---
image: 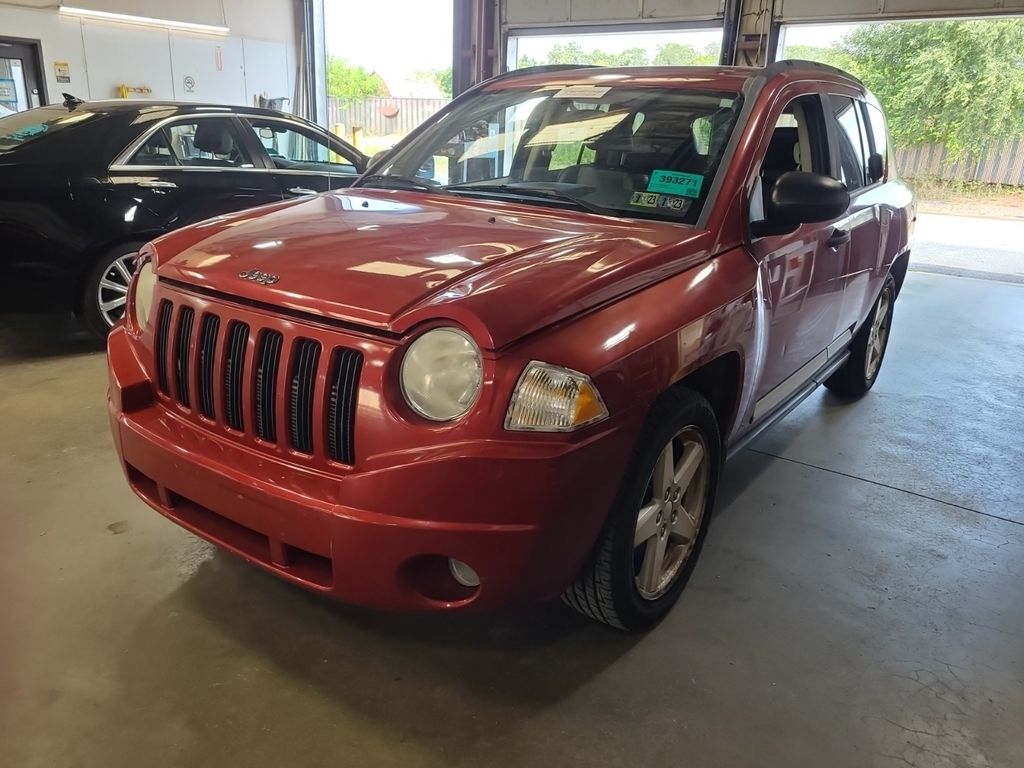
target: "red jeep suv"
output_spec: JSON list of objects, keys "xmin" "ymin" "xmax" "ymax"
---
[{"xmin": 107, "ymin": 61, "xmax": 915, "ymax": 630}]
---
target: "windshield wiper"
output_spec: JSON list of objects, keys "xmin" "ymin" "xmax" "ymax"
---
[
  {"xmin": 356, "ymin": 173, "xmax": 445, "ymax": 193},
  {"xmin": 447, "ymin": 183, "xmax": 611, "ymax": 216}
]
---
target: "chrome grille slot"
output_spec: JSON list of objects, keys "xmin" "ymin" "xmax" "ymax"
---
[
  {"xmin": 254, "ymin": 330, "xmax": 283, "ymax": 442},
  {"xmin": 173, "ymin": 306, "xmax": 195, "ymax": 407},
  {"xmin": 224, "ymin": 321, "xmax": 249, "ymax": 431},
  {"xmin": 198, "ymin": 314, "xmax": 220, "ymax": 419},
  {"xmin": 326, "ymin": 348, "xmax": 362, "ymax": 465},
  {"xmin": 288, "ymin": 339, "xmax": 321, "ymax": 454},
  {"xmin": 155, "ymin": 300, "xmax": 173, "ymax": 395}
]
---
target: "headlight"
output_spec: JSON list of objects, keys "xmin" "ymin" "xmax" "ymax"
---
[
  {"xmin": 505, "ymin": 361, "xmax": 608, "ymax": 432},
  {"xmin": 132, "ymin": 259, "xmax": 158, "ymax": 330},
  {"xmin": 400, "ymin": 328, "xmax": 483, "ymax": 421}
]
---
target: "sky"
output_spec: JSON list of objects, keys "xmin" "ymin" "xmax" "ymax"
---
[
  {"xmin": 779, "ymin": 23, "xmax": 856, "ymax": 52},
  {"xmin": 325, "ymin": 0, "xmax": 454, "ymax": 83}
]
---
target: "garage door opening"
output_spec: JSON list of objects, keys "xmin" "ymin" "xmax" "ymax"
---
[
  {"xmin": 779, "ymin": 17, "xmax": 1024, "ymax": 283},
  {"xmin": 324, "ymin": 0, "xmax": 453, "ymax": 157},
  {"xmin": 507, "ymin": 27, "xmax": 723, "ymax": 71}
]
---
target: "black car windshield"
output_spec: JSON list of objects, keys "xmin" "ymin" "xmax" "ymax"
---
[
  {"xmin": 358, "ymin": 84, "xmax": 743, "ymax": 225},
  {"xmin": 0, "ymin": 107, "xmax": 100, "ymax": 154}
]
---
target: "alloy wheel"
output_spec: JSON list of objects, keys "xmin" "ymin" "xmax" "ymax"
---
[
  {"xmin": 864, "ymin": 289, "xmax": 891, "ymax": 380},
  {"xmin": 633, "ymin": 426, "xmax": 710, "ymax": 600},
  {"xmin": 96, "ymin": 252, "xmax": 138, "ymax": 327}
]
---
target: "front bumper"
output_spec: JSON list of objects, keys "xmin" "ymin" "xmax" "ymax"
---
[{"xmin": 107, "ymin": 325, "xmax": 635, "ymax": 612}]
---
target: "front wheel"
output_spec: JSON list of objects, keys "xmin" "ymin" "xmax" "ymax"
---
[
  {"xmin": 563, "ymin": 387, "xmax": 721, "ymax": 631},
  {"xmin": 81, "ymin": 243, "xmax": 144, "ymax": 338},
  {"xmin": 824, "ymin": 273, "xmax": 896, "ymax": 398}
]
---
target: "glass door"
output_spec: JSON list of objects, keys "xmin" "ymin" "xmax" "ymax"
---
[{"xmin": 0, "ymin": 40, "xmax": 45, "ymax": 116}]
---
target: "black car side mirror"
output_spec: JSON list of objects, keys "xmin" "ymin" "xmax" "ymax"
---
[{"xmin": 750, "ymin": 171, "xmax": 850, "ymax": 238}]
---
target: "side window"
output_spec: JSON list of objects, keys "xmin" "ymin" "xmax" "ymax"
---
[
  {"xmin": 865, "ymin": 103, "xmax": 888, "ymax": 183},
  {"xmin": 129, "ymin": 118, "xmax": 254, "ymax": 168},
  {"xmin": 830, "ymin": 96, "xmax": 868, "ymax": 190},
  {"xmin": 751, "ymin": 94, "xmax": 829, "ymax": 221},
  {"xmin": 129, "ymin": 128, "xmax": 177, "ymax": 166},
  {"xmin": 246, "ymin": 119, "xmax": 357, "ymax": 174}
]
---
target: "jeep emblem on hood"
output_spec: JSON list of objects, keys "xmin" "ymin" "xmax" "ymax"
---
[{"xmin": 239, "ymin": 269, "xmax": 279, "ymax": 286}]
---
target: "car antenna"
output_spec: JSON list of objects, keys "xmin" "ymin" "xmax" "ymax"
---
[{"xmin": 62, "ymin": 93, "xmax": 84, "ymax": 110}]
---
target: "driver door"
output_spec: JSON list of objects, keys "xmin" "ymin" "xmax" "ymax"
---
[{"xmin": 747, "ymin": 89, "xmax": 849, "ymax": 421}]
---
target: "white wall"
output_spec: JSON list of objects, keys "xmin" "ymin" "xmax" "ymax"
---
[{"xmin": 0, "ymin": 1, "xmax": 297, "ymax": 109}]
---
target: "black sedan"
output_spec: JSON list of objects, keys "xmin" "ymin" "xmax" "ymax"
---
[{"xmin": 0, "ymin": 99, "xmax": 368, "ymax": 336}]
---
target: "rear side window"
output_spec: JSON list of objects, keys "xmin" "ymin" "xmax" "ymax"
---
[
  {"xmin": 127, "ymin": 118, "xmax": 254, "ymax": 168},
  {"xmin": 865, "ymin": 103, "xmax": 888, "ymax": 183},
  {"xmin": 0, "ymin": 107, "xmax": 100, "ymax": 154},
  {"xmin": 830, "ymin": 96, "xmax": 869, "ymax": 190}
]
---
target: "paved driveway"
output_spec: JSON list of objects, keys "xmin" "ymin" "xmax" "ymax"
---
[{"xmin": 912, "ymin": 213, "xmax": 1024, "ymax": 283}]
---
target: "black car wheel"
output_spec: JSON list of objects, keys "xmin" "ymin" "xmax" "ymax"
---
[
  {"xmin": 563, "ymin": 387, "xmax": 721, "ymax": 631},
  {"xmin": 81, "ymin": 243, "xmax": 144, "ymax": 338},
  {"xmin": 825, "ymin": 274, "xmax": 896, "ymax": 398}
]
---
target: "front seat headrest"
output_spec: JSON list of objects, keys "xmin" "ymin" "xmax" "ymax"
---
[{"xmin": 192, "ymin": 121, "xmax": 233, "ymax": 155}]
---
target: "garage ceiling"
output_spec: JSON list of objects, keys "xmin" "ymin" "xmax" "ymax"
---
[
  {"xmin": 777, "ymin": 0, "xmax": 1024, "ymax": 22},
  {"xmin": 502, "ymin": 0, "xmax": 1024, "ymax": 28},
  {"xmin": 503, "ymin": 0, "xmax": 724, "ymax": 27}
]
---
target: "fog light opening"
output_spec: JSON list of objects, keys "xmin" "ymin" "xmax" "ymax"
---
[{"xmin": 448, "ymin": 558, "xmax": 480, "ymax": 588}]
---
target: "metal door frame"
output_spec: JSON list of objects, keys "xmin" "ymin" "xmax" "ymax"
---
[{"xmin": 0, "ymin": 36, "xmax": 48, "ymax": 108}]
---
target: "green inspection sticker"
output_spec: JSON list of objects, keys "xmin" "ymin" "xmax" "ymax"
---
[{"xmin": 647, "ymin": 170, "xmax": 704, "ymax": 198}]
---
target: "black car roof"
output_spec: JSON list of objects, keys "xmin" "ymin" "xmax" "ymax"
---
[{"xmin": 42, "ymin": 99, "xmax": 310, "ymax": 124}]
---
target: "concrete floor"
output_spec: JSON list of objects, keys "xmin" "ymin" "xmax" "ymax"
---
[{"xmin": 1, "ymin": 270, "xmax": 1022, "ymax": 768}]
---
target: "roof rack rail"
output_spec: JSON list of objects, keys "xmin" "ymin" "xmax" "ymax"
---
[
  {"xmin": 764, "ymin": 58, "xmax": 863, "ymax": 85},
  {"xmin": 474, "ymin": 64, "xmax": 601, "ymax": 89}
]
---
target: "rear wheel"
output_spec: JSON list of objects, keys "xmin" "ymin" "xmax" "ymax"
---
[
  {"xmin": 563, "ymin": 388, "xmax": 721, "ymax": 631},
  {"xmin": 81, "ymin": 243, "xmax": 144, "ymax": 338},
  {"xmin": 825, "ymin": 274, "xmax": 896, "ymax": 398}
]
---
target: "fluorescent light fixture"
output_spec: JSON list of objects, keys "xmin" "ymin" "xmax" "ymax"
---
[{"xmin": 59, "ymin": 6, "xmax": 230, "ymax": 35}]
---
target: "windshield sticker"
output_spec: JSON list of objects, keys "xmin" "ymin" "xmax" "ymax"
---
[
  {"xmin": 630, "ymin": 192, "xmax": 661, "ymax": 208},
  {"xmin": 553, "ymin": 85, "xmax": 611, "ymax": 100},
  {"xmin": 629, "ymin": 192, "xmax": 689, "ymax": 211},
  {"xmin": 647, "ymin": 170, "xmax": 704, "ymax": 198}
]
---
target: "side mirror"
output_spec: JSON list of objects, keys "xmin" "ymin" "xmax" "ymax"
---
[
  {"xmin": 751, "ymin": 171, "xmax": 850, "ymax": 238},
  {"xmin": 868, "ymin": 152, "xmax": 884, "ymax": 183}
]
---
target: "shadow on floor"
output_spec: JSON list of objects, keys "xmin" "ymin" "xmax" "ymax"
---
[
  {"xmin": 0, "ymin": 313, "xmax": 104, "ymax": 363},
  {"xmin": 111, "ymin": 552, "xmax": 643, "ymax": 758}
]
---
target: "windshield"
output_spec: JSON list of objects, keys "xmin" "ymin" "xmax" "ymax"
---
[
  {"xmin": 0, "ymin": 107, "xmax": 100, "ymax": 154},
  {"xmin": 359, "ymin": 84, "xmax": 743, "ymax": 225}
]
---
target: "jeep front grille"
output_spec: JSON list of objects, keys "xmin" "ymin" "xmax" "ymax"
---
[{"xmin": 153, "ymin": 301, "xmax": 362, "ymax": 465}]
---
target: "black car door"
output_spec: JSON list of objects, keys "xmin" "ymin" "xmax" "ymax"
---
[
  {"xmin": 237, "ymin": 115, "xmax": 365, "ymax": 199},
  {"xmin": 106, "ymin": 114, "xmax": 282, "ymax": 236}
]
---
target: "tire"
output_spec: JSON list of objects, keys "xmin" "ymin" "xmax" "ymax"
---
[
  {"xmin": 81, "ymin": 242, "xmax": 145, "ymax": 339},
  {"xmin": 824, "ymin": 273, "xmax": 896, "ymax": 398},
  {"xmin": 563, "ymin": 387, "xmax": 722, "ymax": 631}
]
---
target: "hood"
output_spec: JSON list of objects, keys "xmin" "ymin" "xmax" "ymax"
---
[{"xmin": 153, "ymin": 189, "xmax": 714, "ymax": 350}]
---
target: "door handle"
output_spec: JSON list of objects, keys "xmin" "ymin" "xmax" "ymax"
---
[
  {"xmin": 826, "ymin": 228, "xmax": 851, "ymax": 248},
  {"xmin": 137, "ymin": 180, "xmax": 177, "ymax": 189},
  {"xmin": 288, "ymin": 187, "xmax": 318, "ymax": 196}
]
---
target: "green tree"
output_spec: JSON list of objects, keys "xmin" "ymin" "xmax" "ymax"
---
[
  {"xmin": 432, "ymin": 67, "xmax": 453, "ymax": 98},
  {"xmin": 782, "ymin": 44, "xmax": 853, "ymax": 72},
  {"xmin": 413, "ymin": 67, "xmax": 453, "ymax": 97},
  {"xmin": 838, "ymin": 20, "xmax": 1024, "ymax": 156},
  {"xmin": 654, "ymin": 41, "xmax": 720, "ymax": 65},
  {"xmin": 327, "ymin": 57, "xmax": 388, "ymax": 103}
]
